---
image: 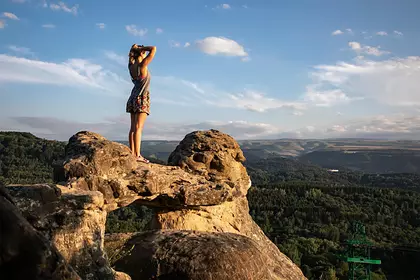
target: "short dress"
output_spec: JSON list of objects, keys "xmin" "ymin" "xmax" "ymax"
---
[{"xmin": 126, "ymin": 63, "xmax": 151, "ymax": 115}]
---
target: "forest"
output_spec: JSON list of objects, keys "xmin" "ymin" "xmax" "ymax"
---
[{"xmin": 1, "ymin": 131, "xmax": 420, "ymax": 279}]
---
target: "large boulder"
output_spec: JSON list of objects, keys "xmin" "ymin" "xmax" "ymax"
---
[
  {"xmin": 107, "ymin": 230, "xmax": 295, "ymax": 280},
  {"xmin": 168, "ymin": 129, "xmax": 250, "ymax": 189},
  {"xmin": 5, "ymin": 184, "xmax": 129, "ymax": 280},
  {"xmin": 0, "ymin": 184, "xmax": 81, "ymax": 280}
]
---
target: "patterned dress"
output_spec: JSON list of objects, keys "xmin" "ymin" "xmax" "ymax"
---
[{"xmin": 126, "ymin": 64, "xmax": 151, "ymax": 115}]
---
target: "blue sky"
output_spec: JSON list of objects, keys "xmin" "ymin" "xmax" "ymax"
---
[{"xmin": 1, "ymin": 0, "xmax": 420, "ymax": 140}]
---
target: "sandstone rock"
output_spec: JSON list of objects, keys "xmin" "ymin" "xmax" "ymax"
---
[
  {"xmin": 56, "ymin": 131, "xmax": 246, "ymax": 210},
  {"xmin": 109, "ymin": 230, "xmax": 291, "ymax": 280},
  {"xmin": 151, "ymin": 197, "xmax": 304, "ymax": 279},
  {"xmin": 0, "ymin": 184, "xmax": 81, "ymax": 280},
  {"xmin": 168, "ymin": 129, "xmax": 250, "ymax": 189},
  {"xmin": 6, "ymin": 129, "xmax": 305, "ymax": 280},
  {"xmin": 6, "ymin": 183, "xmax": 129, "ymax": 280}
]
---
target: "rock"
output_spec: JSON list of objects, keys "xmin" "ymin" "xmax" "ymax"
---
[
  {"xmin": 0, "ymin": 184, "xmax": 81, "ymax": 280},
  {"xmin": 56, "ymin": 131, "xmax": 247, "ymax": 210},
  {"xmin": 109, "ymin": 230, "xmax": 293, "ymax": 280},
  {"xmin": 151, "ymin": 197, "xmax": 304, "ymax": 279},
  {"xmin": 6, "ymin": 129, "xmax": 305, "ymax": 280},
  {"xmin": 6, "ymin": 183, "xmax": 128, "ymax": 280},
  {"xmin": 168, "ymin": 129, "xmax": 250, "ymax": 189}
]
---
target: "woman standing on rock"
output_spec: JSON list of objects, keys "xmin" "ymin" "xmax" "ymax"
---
[{"xmin": 126, "ymin": 44, "xmax": 157, "ymax": 163}]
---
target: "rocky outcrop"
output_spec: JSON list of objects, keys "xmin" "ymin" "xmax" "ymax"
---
[
  {"xmin": 4, "ymin": 183, "xmax": 130, "ymax": 280},
  {"xmin": 4, "ymin": 129, "xmax": 306, "ymax": 280},
  {"xmin": 54, "ymin": 131, "xmax": 247, "ymax": 211},
  {"xmin": 108, "ymin": 230, "xmax": 290, "ymax": 280},
  {"xmin": 0, "ymin": 184, "xmax": 81, "ymax": 280}
]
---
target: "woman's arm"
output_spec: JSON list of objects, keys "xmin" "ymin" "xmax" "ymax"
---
[{"xmin": 140, "ymin": 46, "xmax": 157, "ymax": 66}]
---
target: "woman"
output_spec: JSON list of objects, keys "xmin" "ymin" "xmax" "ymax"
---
[{"xmin": 126, "ymin": 44, "xmax": 157, "ymax": 163}]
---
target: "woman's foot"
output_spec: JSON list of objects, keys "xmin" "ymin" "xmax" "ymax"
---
[{"xmin": 136, "ymin": 155, "xmax": 150, "ymax": 163}]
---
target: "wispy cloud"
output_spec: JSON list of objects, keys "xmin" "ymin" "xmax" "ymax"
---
[
  {"xmin": 3, "ymin": 12, "xmax": 19, "ymax": 20},
  {"xmin": 46, "ymin": 1, "xmax": 79, "ymax": 15},
  {"xmin": 8, "ymin": 45, "xmax": 35, "ymax": 57},
  {"xmin": 42, "ymin": 23, "xmax": 56, "ymax": 28},
  {"xmin": 215, "ymin": 4, "xmax": 231, "ymax": 9},
  {"xmin": 348, "ymin": 41, "xmax": 389, "ymax": 56},
  {"xmin": 242, "ymin": 4, "xmax": 248, "ymax": 8},
  {"xmin": 0, "ymin": 54, "xmax": 130, "ymax": 95},
  {"xmin": 1, "ymin": 116, "xmax": 285, "ymax": 141},
  {"xmin": 6, "ymin": 113, "xmax": 420, "ymax": 141},
  {"xmin": 125, "ymin": 24, "xmax": 147, "ymax": 36},
  {"xmin": 169, "ymin": 40, "xmax": 181, "ymax": 48},
  {"xmin": 376, "ymin": 31, "xmax": 388, "ymax": 36},
  {"xmin": 96, "ymin": 23, "xmax": 106, "ymax": 29},
  {"xmin": 304, "ymin": 86, "xmax": 361, "ymax": 107},
  {"xmin": 184, "ymin": 42, "xmax": 191, "ymax": 48},
  {"xmin": 394, "ymin": 30, "xmax": 403, "ymax": 36},
  {"xmin": 103, "ymin": 50, "xmax": 126, "ymax": 66},
  {"xmin": 332, "ymin": 30, "xmax": 343, "ymax": 36},
  {"xmin": 204, "ymin": 89, "xmax": 306, "ymax": 113},
  {"xmin": 156, "ymin": 28, "xmax": 163, "ymax": 34},
  {"xmin": 195, "ymin": 36, "xmax": 249, "ymax": 59},
  {"xmin": 0, "ymin": 20, "xmax": 5, "ymax": 29},
  {"xmin": 306, "ymin": 56, "xmax": 420, "ymax": 107}
]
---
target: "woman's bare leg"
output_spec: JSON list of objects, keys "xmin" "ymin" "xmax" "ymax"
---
[
  {"xmin": 134, "ymin": 112, "xmax": 148, "ymax": 157},
  {"xmin": 129, "ymin": 113, "xmax": 136, "ymax": 155}
]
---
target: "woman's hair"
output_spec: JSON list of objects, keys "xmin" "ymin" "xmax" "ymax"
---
[{"xmin": 128, "ymin": 44, "xmax": 144, "ymax": 64}]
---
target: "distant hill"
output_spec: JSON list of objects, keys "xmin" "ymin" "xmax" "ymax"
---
[
  {"xmin": 299, "ymin": 150, "xmax": 420, "ymax": 173},
  {"xmin": 0, "ymin": 131, "xmax": 65, "ymax": 184},
  {"xmin": 121, "ymin": 138, "xmax": 420, "ymax": 174}
]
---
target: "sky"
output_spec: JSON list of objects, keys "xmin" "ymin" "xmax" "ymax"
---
[{"xmin": 1, "ymin": 0, "xmax": 420, "ymax": 141}]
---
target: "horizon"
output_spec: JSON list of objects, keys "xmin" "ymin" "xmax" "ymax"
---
[
  {"xmin": 1, "ymin": 0, "xmax": 420, "ymax": 140},
  {"xmin": 2, "ymin": 130, "xmax": 420, "ymax": 143}
]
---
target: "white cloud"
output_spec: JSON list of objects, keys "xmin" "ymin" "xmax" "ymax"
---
[
  {"xmin": 0, "ymin": 20, "xmax": 5, "ymax": 29},
  {"xmin": 126, "ymin": 25, "xmax": 147, "ymax": 36},
  {"xmin": 304, "ymin": 86, "xmax": 361, "ymax": 107},
  {"xmin": 169, "ymin": 40, "xmax": 181, "ymax": 48},
  {"xmin": 8, "ymin": 45, "xmax": 35, "ymax": 57},
  {"xmin": 47, "ymin": 1, "xmax": 78, "ymax": 15},
  {"xmin": 96, "ymin": 23, "xmax": 106, "ymax": 29},
  {"xmin": 322, "ymin": 114, "xmax": 420, "ymax": 139},
  {"xmin": 0, "ymin": 54, "xmax": 130, "ymax": 95},
  {"xmin": 42, "ymin": 24, "xmax": 56, "ymax": 28},
  {"xmin": 376, "ymin": 31, "xmax": 388, "ymax": 36},
  {"xmin": 6, "ymin": 114, "xmax": 420, "ymax": 141},
  {"xmin": 332, "ymin": 30, "xmax": 343, "ymax": 36},
  {"xmin": 348, "ymin": 41, "xmax": 389, "ymax": 56},
  {"xmin": 346, "ymin": 28, "xmax": 353, "ymax": 34},
  {"xmin": 394, "ymin": 30, "xmax": 403, "ymax": 36},
  {"xmin": 156, "ymin": 28, "xmax": 163, "ymax": 34},
  {"xmin": 216, "ymin": 4, "xmax": 231, "ymax": 9},
  {"xmin": 184, "ymin": 42, "xmax": 191, "ymax": 48},
  {"xmin": 307, "ymin": 56, "xmax": 420, "ymax": 107},
  {"xmin": 3, "ymin": 12, "xmax": 19, "ymax": 20},
  {"xmin": 1, "ymin": 116, "xmax": 283, "ymax": 141},
  {"xmin": 195, "ymin": 36, "xmax": 248, "ymax": 58},
  {"xmin": 103, "ymin": 51, "xmax": 126, "ymax": 66},
  {"xmin": 0, "ymin": 53, "xmax": 297, "ymax": 114},
  {"xmin": 241, "ymin": 56, "xmax": 251, "ymax": 62},
  {"xmin": 206, "ymin": 90, "xmax": 306, "ymax": 113}
]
